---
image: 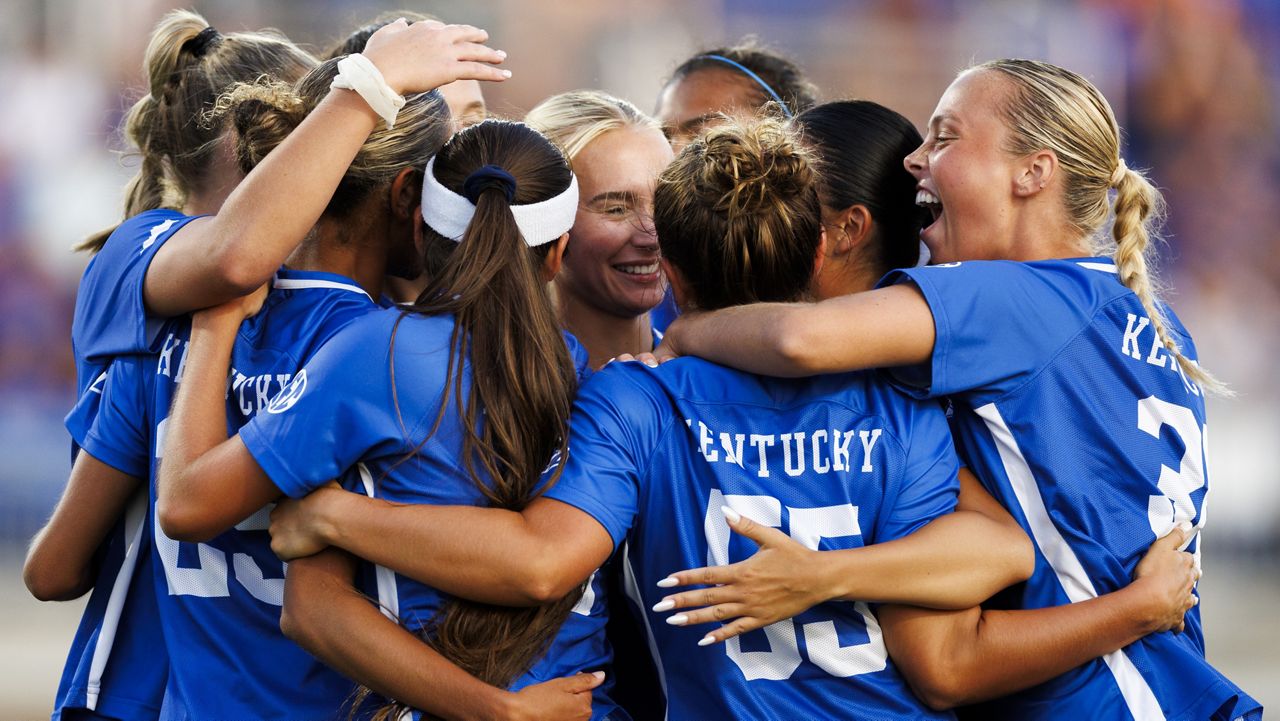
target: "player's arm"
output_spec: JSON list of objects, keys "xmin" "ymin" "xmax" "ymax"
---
[
  {"xmin": 157, "ymin": 290, "xmax": 281, "ymax": 542},
  {"xmin": 270, "ymin": 490, "xmax": 614, "ymax": 606},
  {"xmin": 24, "ymin": 453, "xmax": 141, "ymax": 601},
  {"xmin": 280, "ymin": 548, "xmax": 600, "ymax": 721},
  {"xmin": 878, "ymin": 525, "xmax": 1199, "ymax": 709},
  {"xmin": 142, "ymin": 21, "xmax": 510, "ymax": 316},
  {"xmin": 654, "ymin": 284, "xmax": 935, "ymax": 376},
  {"xmin": 654, "ymin": 470, "xmax": 1034, "ymax": 637}
]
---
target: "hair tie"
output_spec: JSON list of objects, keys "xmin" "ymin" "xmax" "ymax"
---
[
  {"xmin": 463, "ymin": 165, "xmax": 518, "ymax": 203},
  {"xmin": 421, "ymin": 156, "xmax": 578, "ymax": 247},
  {"xmin": 1110, "ymin": 158, "xmax": 1128, "ymax": 188},
  {"xmin": 186, "ymin": 26, "xmax": 222, "ymax": 58},
  {"xmin": 695, "ymin": 54, "xmax": 793, "ymax": 119}
]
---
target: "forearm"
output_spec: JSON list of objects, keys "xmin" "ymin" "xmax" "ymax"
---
[
  {"xmin": 822, "ymin": 510, "xmax": 1032, "ymax": 610},
  {"xmin": 315, "ymin": 493, "xmax": 586, "ymax": 605},
  {"xmin": 885, "ymin": 585, "xmax": 1163, "ymax": 709},
  {"xmin": 145, "ymin": 91, "xmax": 379, "ymax": 315},
  {"xmin": 281, "ymin": 552, "xmax": 514, "ymax": 721}
]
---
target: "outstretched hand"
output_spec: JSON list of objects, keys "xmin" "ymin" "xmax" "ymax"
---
[
  {"xmin": 504, "ymin": 671, "xmax": 603, "ymax": 721},
  {"xmin": 652, "ymin": 506, "xmax": 828, "ymax": 645},
  {"xmin": 361, "ymin": 18, "xmax": 510, "ymax": 96},
  {"xmin": 1132, "ymin": 522, "xmax": 1200, "ymax": 634}
]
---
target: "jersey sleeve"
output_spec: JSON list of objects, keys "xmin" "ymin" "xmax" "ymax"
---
[
  {"xmin": 239, "ymin": 318, "xmax": 401, "ymax": 499},
  {"xmin": 882, "ymin": 261, "xmax": 1096, "ymax": 401},
  {"xmin": 873, "ymin": 398, "xmax": 960, "ymax": 543},
  {"xmin": 542, "ymin": 364, "xmax": 668, "ymax": 549},
  {"xmin": 79, "ymin": 356, "xmax": 153, "ymax": 479},
  {"xmin": 72, "ymin": 210, "xmax": 203, "ymax": 363}
]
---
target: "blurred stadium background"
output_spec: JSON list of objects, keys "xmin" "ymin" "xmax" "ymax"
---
[{"xmin": 0, "ymin": 0, "xmax": 1275, "ymax": 716}]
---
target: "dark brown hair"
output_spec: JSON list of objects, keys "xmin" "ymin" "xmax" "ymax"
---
[
  {"xmin": 655, "ymin": 116, "xmax": 822, "ymax": 310},
  {"xmin": 80, "ymin": 9, "xmax": 315, "ymax": 252},
  {"xmin": 667, "ymin": 37, "xmax": 819, "ymax": 117},
  {"xmin": 374, "ymin": 120, "xmax": 581, "ymax": 716}
]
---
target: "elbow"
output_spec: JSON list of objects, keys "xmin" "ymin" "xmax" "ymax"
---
[
  {"xmin": 773, "ymin": 321, "xmax": 827, "ymax": 376},
  {"xmin": 1001, "ymin": 526, "xmax": 1036, "ymax": 586},
  {"xmin": 516, "ymin": 555, "xmax": 583, "ymax": 605},
  {"xmin": 902, "ymin": 667, "xmax": 971, "ymax": 711},
  {"xmin": 156, "ymin": 497, "xmax": 219, "ymax": 543},
  {"xmin": 23, "ymin": 552, "xmax": 87, "ymax": 602}
]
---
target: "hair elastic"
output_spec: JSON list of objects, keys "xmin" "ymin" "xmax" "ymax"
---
[
  {"xmin": 1109, "ymin": 158, "xmax": 1128, "ymax": 188},
  {"xmin": 463, "ymin": 165, "xmax": 518, "ymax": 203},
  {"xmin": 696, "ymin": 54, "xmax": 793, "ymax": 118},
  {"xmin": 421, "ymin": 156, "xmax": 578, "ymax": 246},
  {"xmin": 186, "ymin": 26, "xmax": 222, "ymax": 58}
]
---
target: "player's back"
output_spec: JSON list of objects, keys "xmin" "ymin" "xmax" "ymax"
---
[{"xmin": 548, "ymin": 358, "xmax": 960, "ymax": 720}]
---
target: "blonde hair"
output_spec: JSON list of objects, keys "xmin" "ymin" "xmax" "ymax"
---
[
  {"xmin": 80, "ymin": 9, "xmax": 315, "ymax": 252},
  {"xmin": 653, "ymin": 116, "xmax": 822, "ymax": 310},
  {"xmin": 976, "ymin": 58, "xmax": 1226, "ymax": 394},
  {"xmin": 208, "ymin": 57, "xmax": 449, "ymax": 218},
  {"xmin": 524, "ymin": 90, "xmax": 660, "ymax": 164}
]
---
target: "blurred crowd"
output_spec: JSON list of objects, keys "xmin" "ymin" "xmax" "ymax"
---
[{"xmin": 0, "ymin": 0, "xmax": 1276, "ymax": 551}]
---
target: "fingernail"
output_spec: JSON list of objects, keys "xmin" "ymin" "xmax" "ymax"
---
[
  {"xmin": 666, "ymin": 614, "xmax": 688, "ymax": 626},
  {"xmin": 496, "ymin": 50, "xmax": 507, "ymax": 59},
  {"xmin": 656, "ymin": 576, "xmax": 678, "ymax": 588},
  {"xmin": 1177, "ymin": 521, "xmax": 1193, "ymax": 532},
  {"xmin": 652, "ymin": 599, "xmax": 675, "ymax": 612},
  {"xmin": 721, "ymin": 506, "xmax": 741, "ymax": 524},
  {"xmin": 501, "ymin": 69, "xmax": 513, "ymax": 78},
  {"xmin": 644, "ymin": 359, "xmax": 658, "ymax": 368},
  {"xmin": 591, "ymin": 670, "xmax": 606, "ymax": 680},
  {"xmin": 697, "ymin": 635, "xmax": 715, "ymax": 647},
  {"xmin": 396, "ymin": 17, "xmax": 406, "ymax": 23}
]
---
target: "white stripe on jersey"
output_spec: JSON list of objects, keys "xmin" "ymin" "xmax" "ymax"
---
[
  {"xmin": 86, "ymin": 491, "xmax": 148, "ymax": 710},
  {"xmin": 1077, "ymin": 261, "xmax": 1118, "ymax": 273},
  {"xmin": 358, "ymin": 463, "xmax": 401, "ymax": 621},
  {"xmin": 621, "ymin": 541, "xmax": 670, "ymax": 720},
  {"xmin": 272, "ymin": 276, "xmax": 372, "ymax": 300},
  {"xmin": 976, "ymin": 402, "xmax": 1166, "ymax": 721}
]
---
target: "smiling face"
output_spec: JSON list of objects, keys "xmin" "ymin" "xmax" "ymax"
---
[
  {"xmin": 904, "ymin": 69, "xmax": 1024, "ymax": 263},
  {"xmin": 656, "ymin": 68, "xmax": 762, "ymax": 153},
  {"xmin": 557, "ymin": 125, "xmax": 674, "ymax": 319}
]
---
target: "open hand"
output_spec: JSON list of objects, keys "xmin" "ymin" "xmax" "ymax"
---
[
  {"xmin": 653, "ymin": 506, "xmax": 828, "ymax": 645},
  {"xmin": 362, "ymin": 19, "xmax": 509, "ymax": 96}
]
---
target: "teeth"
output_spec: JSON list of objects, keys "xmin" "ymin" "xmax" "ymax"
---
[
  {"xmin": 915, "ymin": 189, "xmax": 941, "ymax": 207},
  {"xmin": 616, "ymin": 263, "xmax": 659, "ymax": 275}
]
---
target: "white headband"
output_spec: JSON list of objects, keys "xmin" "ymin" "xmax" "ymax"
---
[{"xmin": 420, "ymin": 156, "xmax": 578, "ymax": 246}]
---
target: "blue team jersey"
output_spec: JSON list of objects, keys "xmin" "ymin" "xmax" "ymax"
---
[
  {"xmin": 55, "ymin": 209, "xmax": 200, "ymax": 721},
  {"xmin": 885, "ymin": 259, "xmax": 1261, "ymax": 721},
  {"xmin": 80, "ymin": 269, "xmax": 378, "ymax": 720},
  {"xmin": 543, "ymin": 358, "xmax": 961, "ymax": 720},
  {"xmin": 238, "ymin": 308, "xmax": 618, "ymax": 719}
]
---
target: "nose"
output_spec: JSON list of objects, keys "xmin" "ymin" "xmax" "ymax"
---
[{"xmin": 904, "ymin": 141, "xmax": 927, "ymax": 178}]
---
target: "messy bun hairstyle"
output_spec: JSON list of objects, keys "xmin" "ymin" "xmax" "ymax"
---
[
  {"xmin": 654, "ymin": 116, "xmax": 821, "ymax": 310},
  {"xmin": 208, "ymin": 57, "xmax": 449, "ymax": 219}
]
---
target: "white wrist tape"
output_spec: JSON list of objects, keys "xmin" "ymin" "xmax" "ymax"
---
[{"xmin": 331, "ymin": 53, "xmax": 406, "ymax": 129}]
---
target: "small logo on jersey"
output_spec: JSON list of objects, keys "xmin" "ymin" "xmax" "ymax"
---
[
  {"xmin": 933, "ymin": 261, "xmax": 962, "ymax": 268},
  {"xmin": 140, "ymin": 218, "xmax": 178, "ymax": 254},
  {"xmin": 88, "ymin": 370, "xmax": 108, "ymax": 395},
  {"xmin": 266, "ymin": 369, "xmax": 307, "ymax": 414}
]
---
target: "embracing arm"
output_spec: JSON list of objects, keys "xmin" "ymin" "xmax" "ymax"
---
[
  {"xmin": 281, "ymin": 549, "xmax": 600, "ymax": 721},
  {"xmin": 656, "ymin": 284, "xmax": 935, "ymax": 376},
  {"xmin": 879, "ymin": 525, "xmax": 1198, "ymax": 710},
  {"xmin": 157, "ymin": 295, "xmax": 280, "ymax": 542},
  {"xmin": 270, "ymin": 491, "xmax": 613, "ymax": 606},
  {"xmin": 143, "ymin": 21, "xmax": 510, "ymax": 316},
  {"xmin": 24, "ymin": 453, "xmax": 141, "ymax": 601},
  {"xmin": 656, "ymin": 470, "xmax": 1033, "ymax": 638}
]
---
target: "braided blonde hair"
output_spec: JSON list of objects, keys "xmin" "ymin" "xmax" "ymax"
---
[{"xmin": 977, "ymin": 59, "xmax": 1226, "ymax": 394}]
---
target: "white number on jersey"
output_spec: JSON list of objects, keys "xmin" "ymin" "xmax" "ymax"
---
[
  {"xmin": 1139, "ymin": 396, "xmax": 1207, "ymax": 540},
  {"xmin": 704, "ymin": 489, "xmax": 888, "ymax": 681},
  {"xmin": 154, "ymin": 506, "xmax": 286, "ymax": 605}
]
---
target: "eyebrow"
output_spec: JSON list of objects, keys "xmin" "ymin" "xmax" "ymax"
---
[
  {"xmin": 667, "ymin": 112, "xmax": 720, "ymax": 137},
  {"xmin": 459, "ymin": 101, "xmax": 486, "ymax": 117},
  {"xmin": 586, "ymin": 190, "xmax": 639, "ymax": 206},
  {"xmin": 929, "ymin": 112, "xmax": 960, "ymax": 130}
]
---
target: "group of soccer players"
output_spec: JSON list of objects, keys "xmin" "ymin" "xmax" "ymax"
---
[{"xmin": 23, "ymin": 8, "xmax": 1262, "ymax": 721}]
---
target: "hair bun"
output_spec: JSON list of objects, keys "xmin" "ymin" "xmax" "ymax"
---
[{"xmin": 697, "ymin": 118, "xmax": 814, "ymax": 218}]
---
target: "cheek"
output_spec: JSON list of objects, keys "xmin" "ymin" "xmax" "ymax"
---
[{"xmin": 565, "ymin": 224, "xmax": 622, "ymax": 276}]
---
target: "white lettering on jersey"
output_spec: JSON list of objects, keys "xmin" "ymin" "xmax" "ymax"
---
[
  {"xmin": 140, "ymin": 218, "xmax": 177, "ymax": 253},
  {"xmin": 1119, "ymin": 312, "xmax": 1200, "ymax": 396},
  {"xmin": 686, "ymin": 419, "xmax": 882, "ymax": 478}
]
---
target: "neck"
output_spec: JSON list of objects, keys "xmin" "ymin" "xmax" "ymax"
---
[
  {"xmin": 1007, "ymin": 200, "xmax": 1093, "ymax": 261},
  {"xmin": 285, "ymin": 216, "xmax": 387, "ymax": 299},
  {"xmin": 183, "ymin": 135, "xmax": 243, "ymax": 216},
  {"xmin": 556, "ymin": 285, "xmax": 654, "ymax": 370}
]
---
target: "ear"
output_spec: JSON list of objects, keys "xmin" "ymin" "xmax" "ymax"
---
[
  {"xmin": 821, "ymin": 204, "xmax": 873, "ymax": 257},
  {"xmin": 659, "ymin": 257, "xmax": 691, "ymax": 311},
  {"xmin": 541, "ymin": 233, "xmax": 570, "ymax": 282},
  {"xmin": 813, "ymin": 229, "xmax": 828, "ymax": 279},
  {"xmin": 1014, "ymin": 149, "xmax": 1057, "ymax": 197},
  {"xmin": 390, "ymin": 168, "xmax": 422, "ymax": 220}
]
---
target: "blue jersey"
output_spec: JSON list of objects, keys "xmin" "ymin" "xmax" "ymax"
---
[
  {"xmin": 238, "ymin": 308, "xmax": 618, "ymax": 719},
  {"xmin": 649, "ymin": 286, "xmax": 678, "ymax": 335},
  {"xmin": 885, "ymin": 259, "xmax": 1261, "ymax": 721},
  {"xmin": 56, "ymin": 209, "xmax": 200, "ymax": 721},
  {"xmin": 543, "ymin": 358, "xmax": 960, "ymax": 720},
  {"xmin": 81, "ymin": 269, "xmax": 377, "ymax": 720}
]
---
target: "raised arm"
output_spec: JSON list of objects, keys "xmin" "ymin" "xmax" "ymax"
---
[
  {"xmin": 270, "ymin": 490, "xmax": 613, "ymax": 606},
  {"xmin": 157, "ymin": 291, "xmax": 280, "ymax": 541},
  {"xmin": 143, "ymin": 20, "xmax": 510, "ymax": 316},
  {"xmin": 653, "ymin": 470, "xmax": 1034, "ymax": 640},
  {"xmin": 655, "ymin": 284, "xmax": 936, "ymax": 376},
  {"xmin": 878, "ymin": 524, "xmax": 1199, "ymax": 709},
  {"xmin": 24, "ymin": 453, "xmax": 141, "ymax": 601},
  {"xmin": 280, "ymin": 548, "xmax": 600, "ymax": 721}
]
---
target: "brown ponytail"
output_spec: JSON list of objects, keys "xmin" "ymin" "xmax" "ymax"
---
[
  {"xmin": 371, "ymin": 121, "xmax": 581, "ymax": 715},
  {"xmin": 79, "ymin": 9, "xmax": 315, "ymax": 252}
]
